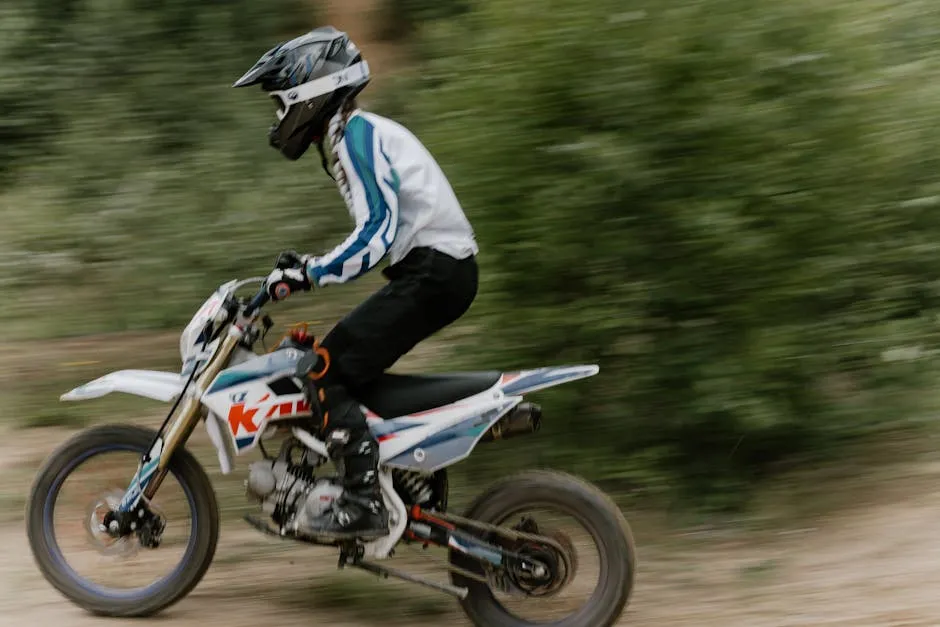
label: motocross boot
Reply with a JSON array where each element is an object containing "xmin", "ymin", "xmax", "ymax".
[
  {"xmin": 306, "ymin": 414, "xmax": 388, "ymax": 541},
  {"xmin": 304, "ymin": 386, "xmax": 390, "ymax": 540},
  {"xmin": 295, "ymin": 344, "xmax": 389, "ymax": 540}
]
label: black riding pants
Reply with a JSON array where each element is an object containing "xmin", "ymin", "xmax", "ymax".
[{"xmin": 317, "ymin": 247, "xmax": 478, "ymax": 429}]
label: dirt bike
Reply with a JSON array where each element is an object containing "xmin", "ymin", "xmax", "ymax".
[{"xmin": 26, "ymin": 275, "xmax": 636, "ymax": 627}]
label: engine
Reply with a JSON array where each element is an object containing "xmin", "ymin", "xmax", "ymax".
[
  {"xmin": 245, "ymin": 443, "xmax": 343, "ymax": 531},
  {"xmin": 245, "ymin": 438, "xmax": 450, "ymax": 534}
]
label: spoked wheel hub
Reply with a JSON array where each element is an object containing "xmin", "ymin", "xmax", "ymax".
[
  {"xmin": 86, "ymin": 490, "xmax": 167, "ymax": 554},
  {"xmin": 496, "ymin": 517, "xmax": 577, "ymax": 598},
  {"xmin": 85, "ymin": 490, "xmax": 140, "ymax": 557}
]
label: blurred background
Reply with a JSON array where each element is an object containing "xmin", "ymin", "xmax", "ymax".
[{"xmin": 4, "ymin": 0, "xmax": 940, "ymax": 624}]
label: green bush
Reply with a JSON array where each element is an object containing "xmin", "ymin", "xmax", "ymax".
[
  {"xmin": 0, "ymin": 0, "xmax": 362, "ymax": 337},
  {"xmin": 399, "ymin": 0, "xmax": 940, "ymax": 504},
  {"xmin": 376, "ymin": 0, "xmax": 470, "ymax": 42}
]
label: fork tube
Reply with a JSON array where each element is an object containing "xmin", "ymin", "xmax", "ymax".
[
  {"xmin": 148, "ymin": 332, "xmax": 241, "ymax": 495},
  {"xmin": 144, "ymin": 396, "xmax": 202, "ymax": 499},
  {"xmin": 156, "ymin": 395, "xmax": 205, "ymax": 472},
  {"xmin": 143, "ymin": 468, "xmax": 170, "ymax": 500}
]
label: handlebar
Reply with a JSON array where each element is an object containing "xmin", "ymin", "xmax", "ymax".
[
  {"xmin": 237, "ymin": 267, "xmax": 295, "ymax": 319},
  {"xmin": 243, "ymin": 286, "xmax": 270, "ymax": 318}
]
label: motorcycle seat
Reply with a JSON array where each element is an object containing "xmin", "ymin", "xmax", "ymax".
[{"xmin": 355, "ymin": 372, "xmax": 501, "ymax": 418}]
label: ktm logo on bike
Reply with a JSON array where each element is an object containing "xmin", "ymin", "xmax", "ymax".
[
  {"xmin": 227, "ymin": 395, "xmax": 311, "ymax": 436},
  {"xmin": 227, "ymin": 403, "xmax": 260, "ymax": 435}
]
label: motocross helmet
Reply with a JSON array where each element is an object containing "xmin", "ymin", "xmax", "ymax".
[{"xmin": 233, "ymin": 27, "xmax": 370, "ymax": 161}]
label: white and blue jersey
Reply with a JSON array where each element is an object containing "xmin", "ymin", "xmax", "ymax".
[{"xmin": 306, "ymin": 110, "xmax": 478, "ymax": 287}]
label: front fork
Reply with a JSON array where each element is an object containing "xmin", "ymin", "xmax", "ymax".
[
  {"xmin": 112, "ymin": 332, "xmax": 242, "ymax": 532},
  {"xmin": 115, "ymin": 394, "xmax": 203, "ymax": 513}
]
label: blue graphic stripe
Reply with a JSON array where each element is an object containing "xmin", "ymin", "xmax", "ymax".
[
  {"xmin": 348, "ymin": 117, "xmax": 385, "ymax": 226},
  {"xmin": 119, "ymin": 456, "xmax": 160, "ymax": 511},
  {"xmin": 420, "ymin": 422, "xmax": 489, "ymax": 449},
  {"xmin": 369, "ymin": 420, "xmax": 424, "ymax": 438},
  {"xmin": 206, "ymin": 351, "xmax": 304, "ymax": 394},
  {"xmin": 501, "ymin": 369, "xmax": 581, "ymax": 396},
  {"xmin": 312, "ymin": 116, "xmax": 395, "ymax": 283},
  {"xmin": 207, "ymin": 370, "xmax": 266, "ymax": 394},
  {"xmin": 384, "ymin": 402, "xmax": 517, "ymax": 472},
  {"xmin": 236, "ymin": 436, "xmax": 255, "ymax": 449},
  {"xmin": 393, "ymin": 414, "xmax": 489, "ymax": 457}
]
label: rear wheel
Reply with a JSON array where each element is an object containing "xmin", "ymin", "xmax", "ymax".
[
  {"xmin": 26, "ymin": 424, "xmax": 219, "ymax": 617},
  {"xmin": 450, "ymin": 470, "xmax": 636, "ymax": 627}
]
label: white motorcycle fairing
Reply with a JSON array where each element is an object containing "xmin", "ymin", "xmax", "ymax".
[
  {"xmin": 59, "ymin": 347, "xmax": 598, "ymax": 561},
  {"xmin": 60, "ymin": 370, "xmax": 185, "ymax": 403},
  {"xmin": 59, "ymin": 352, "xmax": 600, "ymax": 480}
]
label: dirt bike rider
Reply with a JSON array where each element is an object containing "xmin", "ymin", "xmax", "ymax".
[{"xmin": 233, "ymin": 27, "xmax": 479, "ymax": 541}]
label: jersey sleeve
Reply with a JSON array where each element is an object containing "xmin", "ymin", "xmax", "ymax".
[{"xmin": 307, "ymin": 115, "xmax": 401, "ymax": 287}]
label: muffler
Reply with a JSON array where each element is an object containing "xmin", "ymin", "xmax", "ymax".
[{"xmin": 481, "ymin": 402, "xmax": 542, "ymax": 443}]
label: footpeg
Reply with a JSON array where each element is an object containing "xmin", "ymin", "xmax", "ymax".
[{"xmin": 244, "ymin": 513, "xmax": 281, "ymax": 537}]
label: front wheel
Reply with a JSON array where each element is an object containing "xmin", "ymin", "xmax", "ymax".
[
  {"xmin": 451, "ymin": 470, "xmax": 636, "ymax": 627},
  {"xmin": 26, "ymin": 424, "xmax": 220, "ymax": 616}
]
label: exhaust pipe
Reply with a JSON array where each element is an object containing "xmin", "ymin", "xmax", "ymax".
[{"xmin": 482, "ymin": 402, "xmax": 542, "ymax": 443}]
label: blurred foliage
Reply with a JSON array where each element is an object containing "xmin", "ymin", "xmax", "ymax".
[
  {"xmin": 375, "ymin": 0, "xmax": 470, "ymax": 42},
  {"xmin": 0, "ymin": 0, "xmax": 368, "ymax": 336},
  {"xmin": 4, "ymin": 0, "xmax": 940, "ymax": 506},
  {"xmin": 398, "ymin": 0, "xmax": 940, "ymax": 506}
]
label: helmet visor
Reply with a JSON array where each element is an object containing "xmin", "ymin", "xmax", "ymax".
[{"xmin": 266, "ymin": 61, "xmax": 369, "ymax": 123}]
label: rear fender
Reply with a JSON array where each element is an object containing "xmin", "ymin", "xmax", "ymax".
[
  {"xmin": 60, "ymin": 370, "xmax": 184, "ymax": 403},
  {"xmin": 499, "ymin": 364, "xmax": 599, "ymax": 396}
]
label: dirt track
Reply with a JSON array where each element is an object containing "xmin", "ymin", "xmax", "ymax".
[{"xmin": 4, "ymin": 420, "xmax": 940, "ymax": 626}]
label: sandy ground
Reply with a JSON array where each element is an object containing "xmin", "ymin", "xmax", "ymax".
[{"xmin": 4, "ymin": 415, "xmax": 940, "ymax": 627}]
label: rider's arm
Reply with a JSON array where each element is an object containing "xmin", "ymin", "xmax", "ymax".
[{"xmin": 306, "ymin": 116, "xmax": 401, "ymax": 287}]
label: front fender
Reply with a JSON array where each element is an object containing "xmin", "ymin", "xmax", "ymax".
[{"xmin": 60, "ymin": 370, "xmax": 184, "ymax": 403}]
